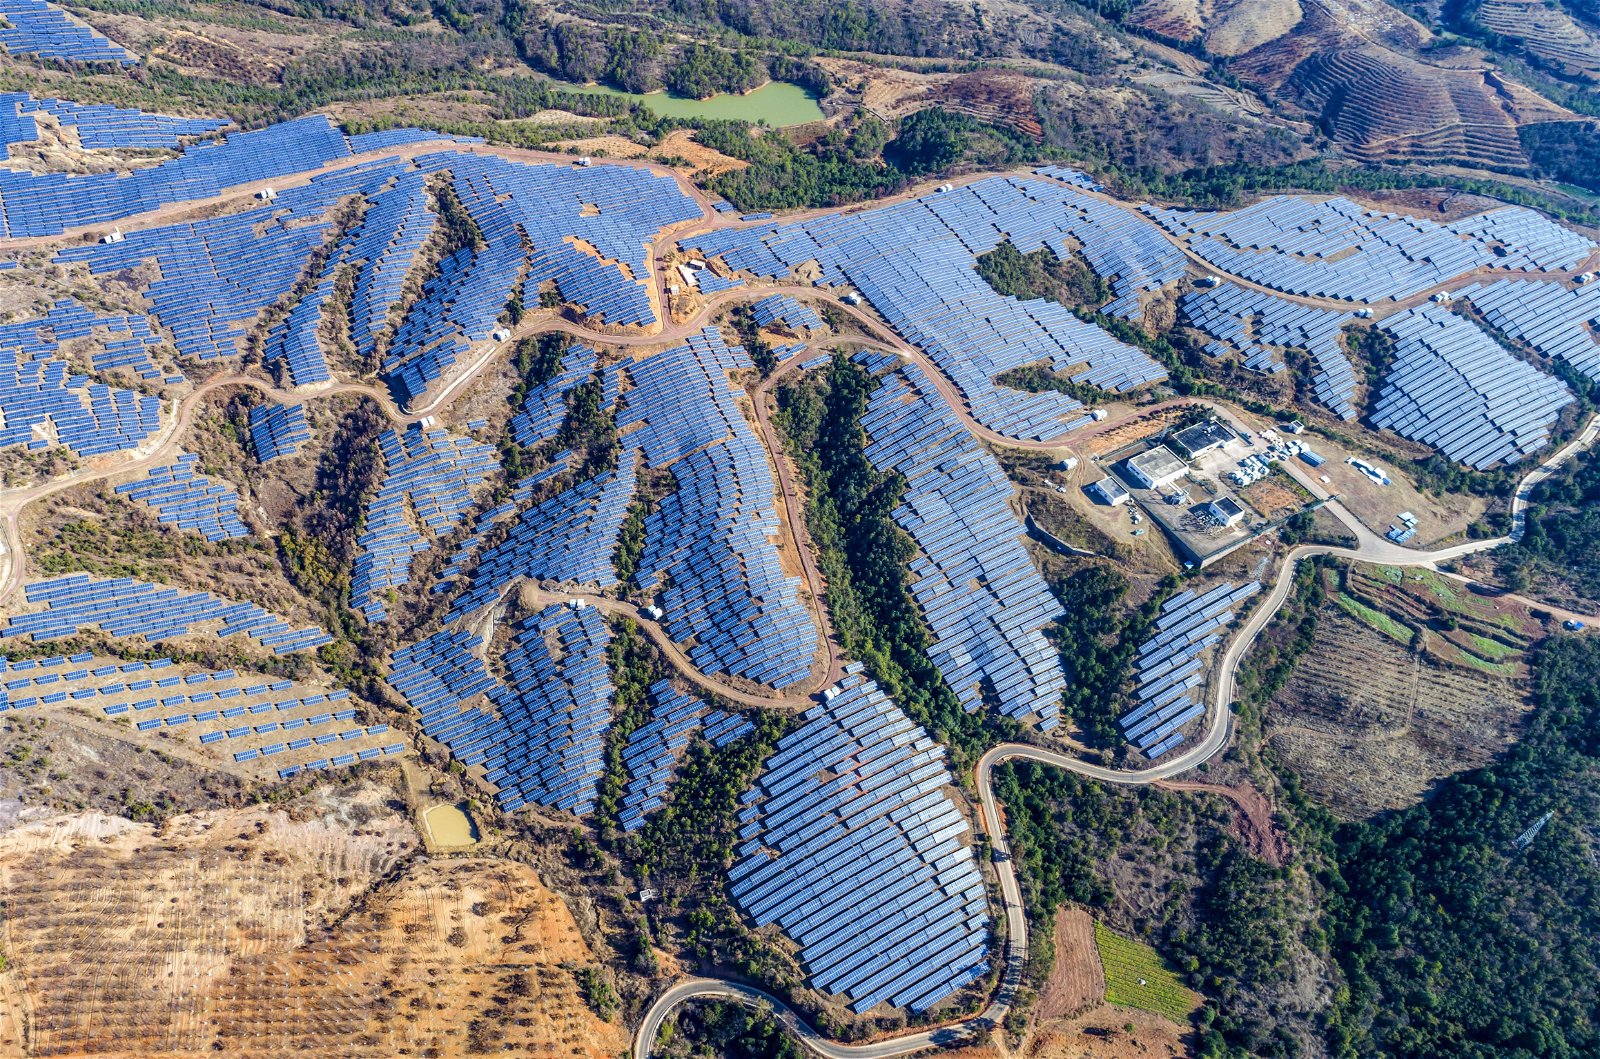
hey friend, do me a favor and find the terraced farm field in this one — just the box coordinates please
[1093,922,1203,1024]
[1268,563,1540,817]
[1475,0,1600,80]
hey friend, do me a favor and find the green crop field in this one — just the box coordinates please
[1093,921,1203,1024]
[1337,593,1414,646]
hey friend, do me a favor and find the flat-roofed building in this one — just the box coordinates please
[1207,495,1247,527]
[1171,419,1233,459]
[1087,476,1130,506]
[1126,445,1188,490]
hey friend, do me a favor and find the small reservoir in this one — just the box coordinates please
[423,802,479,848]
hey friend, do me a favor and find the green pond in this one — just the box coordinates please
[568,80,823,126]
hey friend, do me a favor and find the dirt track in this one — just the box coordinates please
[1154,779,1289,865]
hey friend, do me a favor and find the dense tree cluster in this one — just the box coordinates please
[1319,633,1600,1058]
[1502,448,1600,602]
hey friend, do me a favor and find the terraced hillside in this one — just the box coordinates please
[1268,563,1542,818]
[0,785,624,1058]
[1475,0,1600,80]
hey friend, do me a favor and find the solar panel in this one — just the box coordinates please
[730,676,989,1014]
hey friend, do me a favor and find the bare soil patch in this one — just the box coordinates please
[1027,1005,1190,1058]
[1156,779,1289,866]
[1038,906,1105,1020]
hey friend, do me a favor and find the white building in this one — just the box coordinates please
[1207,496,1247,527]
[1087,476,1129,506]
[1126,446,1188,490]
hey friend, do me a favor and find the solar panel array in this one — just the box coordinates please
[860,361,1066,730]
[1181,282,1359,419]
[1147,196,1505,303]
[1033,164,1104,192]
[249,401,309,462]
[347,128,481,154]
[38,141,694,407]
[620,329,819,690]
[262,261,337,386]
[387,603,615,814]
[346,169,434,366]
[1015,176,1188,320]
[729,677,989,1014]
[83,309,165,382]
[0,298,163,457]
[509,344,597,448]
[1372,306,1574,468]
[113,453,250,541]
[617,680,753,831]
[696,271,743,294]
[9,95,226,150]
[352,151,696,404]
[0,95,36,153]
[56,163,400,364]
[685,177,1165,442]
[446,450,635,619]
[352,424,498,623]
[0,0,134,64]
[0,651,401,774]
[1121,581,1258,759]
[1457,279,1600,380]
[1445,206,1595,271]
[4,573,332,653]
[750,293,822,332]
[380,172,523,406]
[9,115,352,238]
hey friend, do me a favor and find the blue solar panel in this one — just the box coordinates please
[352,424,498,623]
[445,450,633,622]
[685,177,1167,442]
[113,453,251,540]
[1372,306,1573,468]
[858,359,1066,730]
[15,115,352,239]
[729,676,989,1014]
[1120,581,1259,757]
[0,0,135,65]
[616,680,752,831]
[0,298,162,458]
[5,95,227,153]
[4,573,332,653]
[387,603,614,814]
[619,328,818,690]
[249,402,310,463]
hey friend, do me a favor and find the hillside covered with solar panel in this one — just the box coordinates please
[0,16,1596,1053]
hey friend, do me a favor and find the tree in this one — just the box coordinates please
[886,107,973,175]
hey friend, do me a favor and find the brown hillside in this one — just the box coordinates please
[0,788,623,1058]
